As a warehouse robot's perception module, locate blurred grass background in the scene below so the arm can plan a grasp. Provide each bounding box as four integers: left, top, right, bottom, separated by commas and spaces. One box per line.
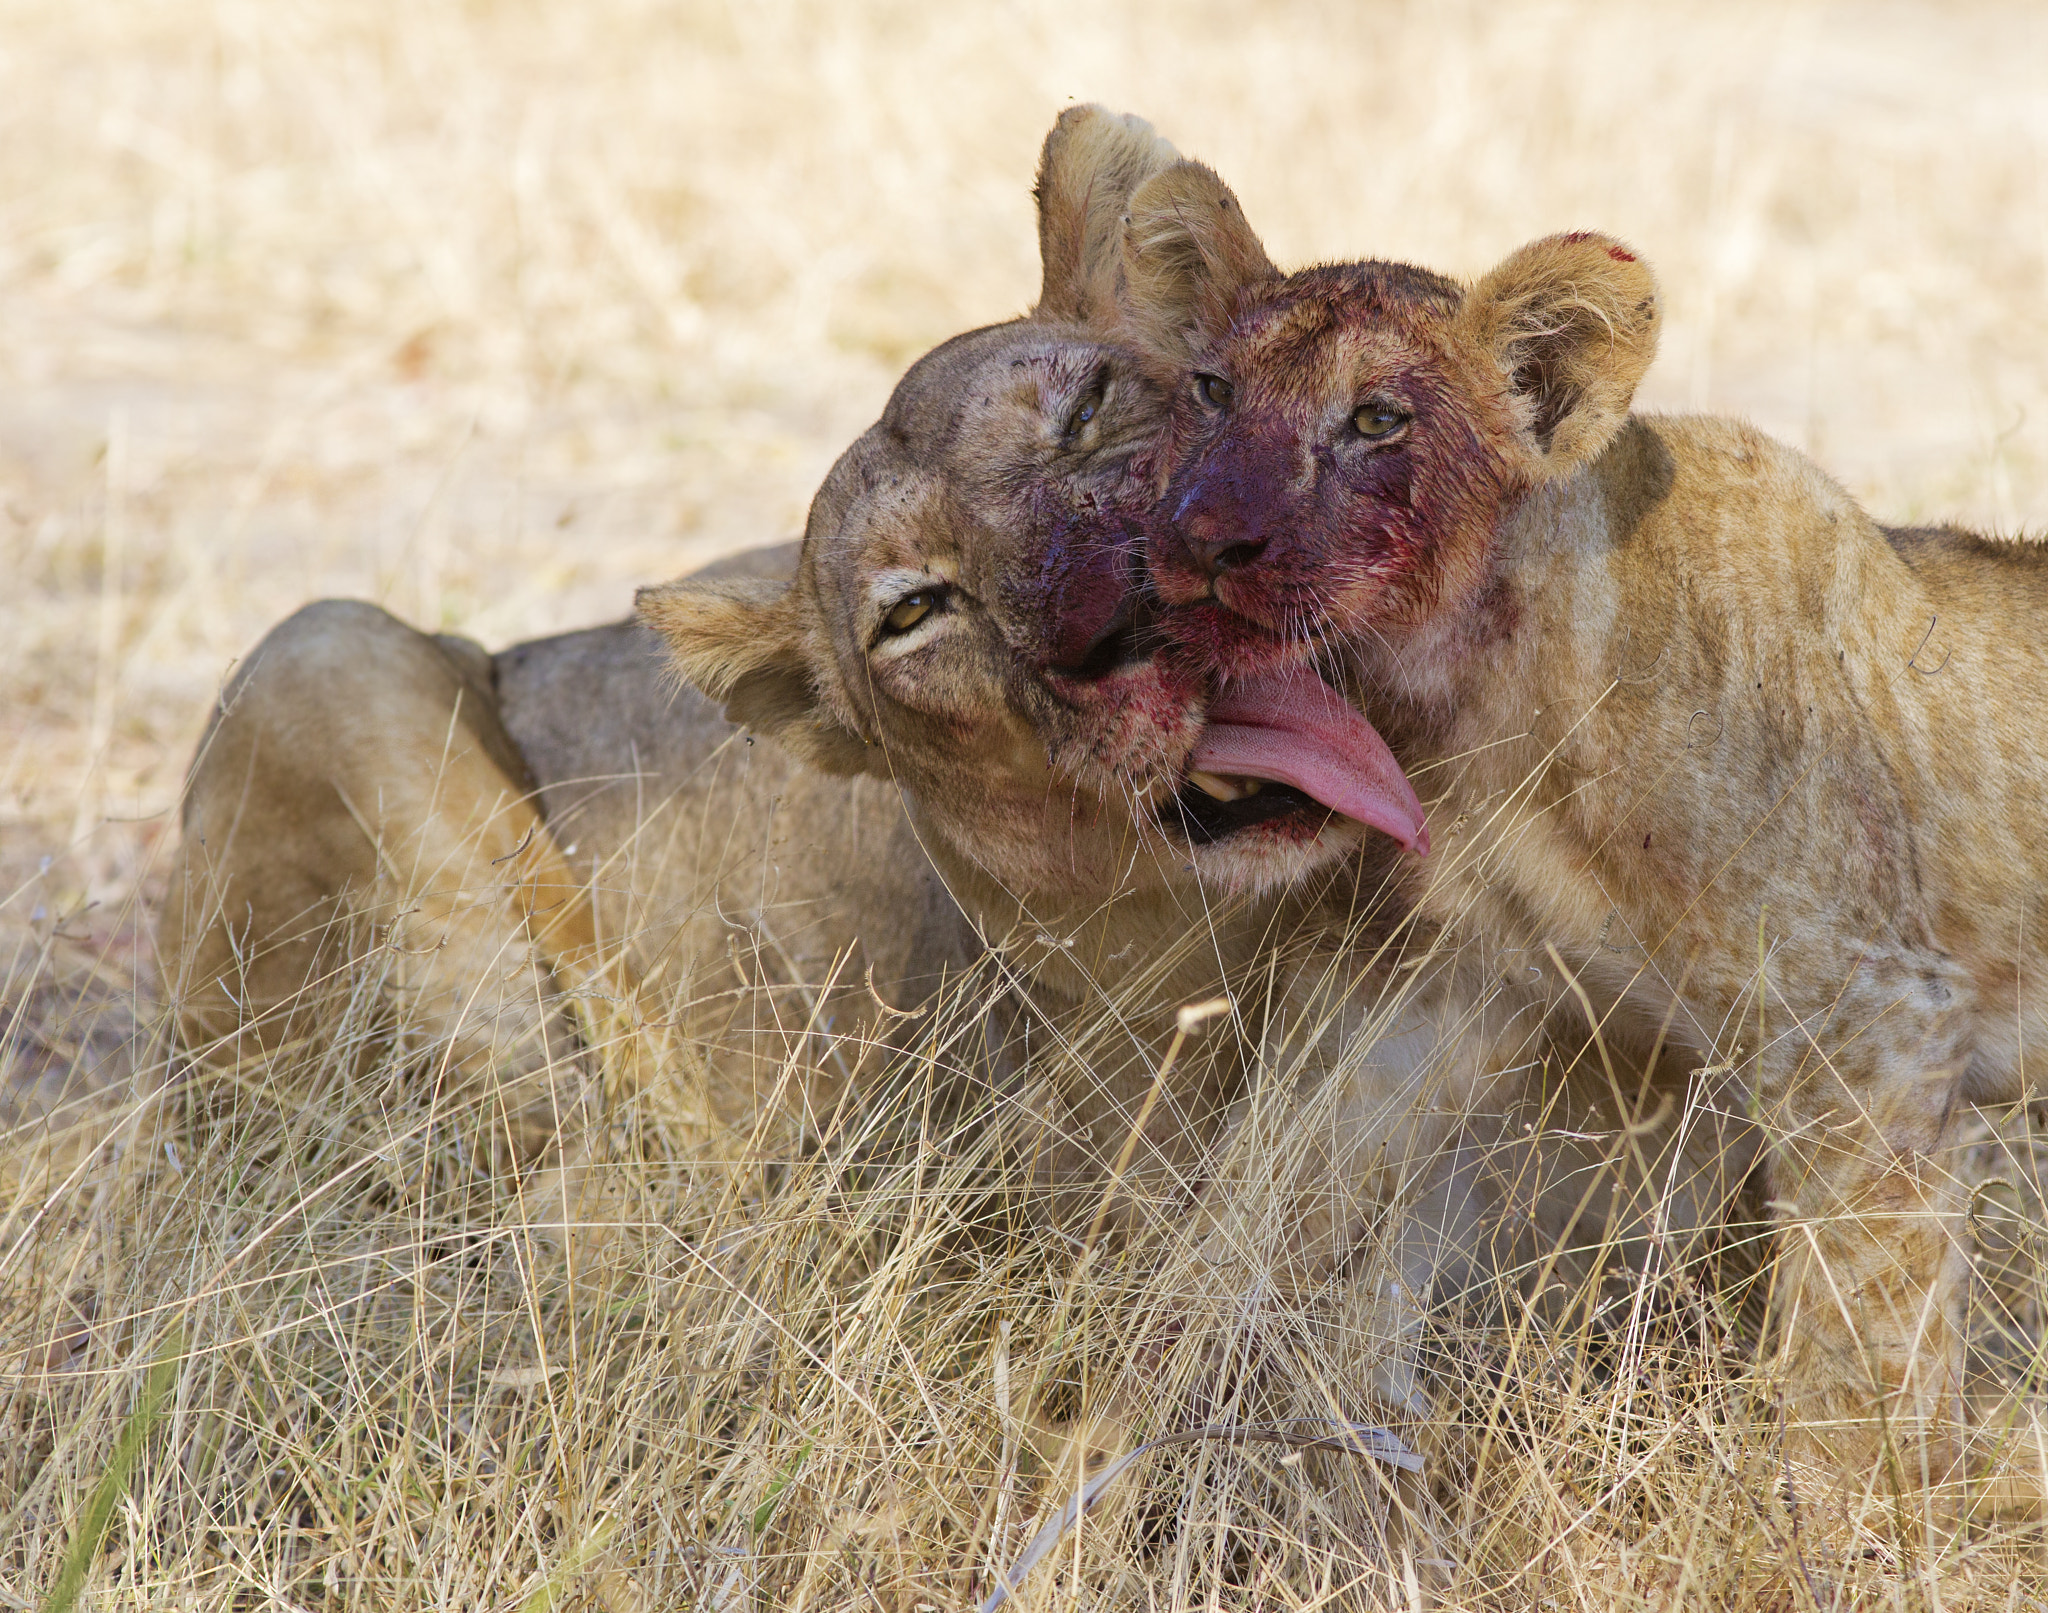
7, 1, 2048, 1605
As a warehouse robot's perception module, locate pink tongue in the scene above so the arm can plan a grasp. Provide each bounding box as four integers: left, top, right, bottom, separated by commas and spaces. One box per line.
1191, 665, 1430, 855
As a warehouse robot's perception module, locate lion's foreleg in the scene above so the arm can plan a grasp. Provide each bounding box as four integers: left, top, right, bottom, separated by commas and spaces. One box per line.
1760, 1006, 1972, 1538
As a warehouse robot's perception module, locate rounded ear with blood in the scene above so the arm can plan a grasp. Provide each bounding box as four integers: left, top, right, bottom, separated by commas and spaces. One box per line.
1032, 104, 1181, 326
1117, 159, 1279, 362
635, 577, 879, 777
1455, 232, 1660, 481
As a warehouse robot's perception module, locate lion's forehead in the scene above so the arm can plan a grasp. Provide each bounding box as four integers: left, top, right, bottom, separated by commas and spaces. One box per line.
1226, 318, 1442, 416
813, 470, 959, 585
1223, 267, 1460, 390
1000, 342, 1100, 380
951, 339, 1101, 406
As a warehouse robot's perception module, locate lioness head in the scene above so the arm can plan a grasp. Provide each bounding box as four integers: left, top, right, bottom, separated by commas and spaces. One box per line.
1119, 158, 1659, 681
638, 114, 1426, 912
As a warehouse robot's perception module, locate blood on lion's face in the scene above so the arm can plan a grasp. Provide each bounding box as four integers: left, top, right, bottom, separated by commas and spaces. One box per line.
1149, 261, 1521, 683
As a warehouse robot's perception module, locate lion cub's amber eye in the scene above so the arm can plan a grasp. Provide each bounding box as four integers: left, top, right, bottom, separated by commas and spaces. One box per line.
1352, 403, 1409, 439
1196, 374, 1234, 409
882, 592, 939, 634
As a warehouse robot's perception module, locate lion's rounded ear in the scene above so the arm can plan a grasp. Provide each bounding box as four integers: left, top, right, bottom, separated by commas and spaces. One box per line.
635, 577, 879, 777
1456, 232, 1659, 480
1032, 104, 1181, 326
1118, 159, 1278, 361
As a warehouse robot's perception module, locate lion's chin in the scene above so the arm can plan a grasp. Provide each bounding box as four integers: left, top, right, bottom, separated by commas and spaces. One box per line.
1179, 814, 1368, 900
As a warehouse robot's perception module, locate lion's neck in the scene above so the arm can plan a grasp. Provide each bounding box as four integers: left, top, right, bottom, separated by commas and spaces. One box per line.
917, 833, 1267, 1013
1349, 419, 1679, 762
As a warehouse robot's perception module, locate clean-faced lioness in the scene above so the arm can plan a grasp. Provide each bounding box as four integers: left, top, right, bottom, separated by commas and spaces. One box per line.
1115, 155, 2048, 1528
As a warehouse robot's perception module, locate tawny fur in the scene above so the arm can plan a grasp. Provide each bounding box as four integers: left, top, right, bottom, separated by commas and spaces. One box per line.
1121, 164, 2048, 1528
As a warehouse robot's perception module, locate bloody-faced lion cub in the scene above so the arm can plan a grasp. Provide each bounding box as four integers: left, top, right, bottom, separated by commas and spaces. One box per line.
1120, 155, 2048, 1527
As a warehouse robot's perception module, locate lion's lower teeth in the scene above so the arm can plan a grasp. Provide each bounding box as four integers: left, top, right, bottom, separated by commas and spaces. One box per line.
1189, 771, 1263, 803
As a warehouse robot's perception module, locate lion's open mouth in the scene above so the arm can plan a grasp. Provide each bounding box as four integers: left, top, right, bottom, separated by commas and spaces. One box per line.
1166, 774, 1329, 844
1162, 663, 1430, 855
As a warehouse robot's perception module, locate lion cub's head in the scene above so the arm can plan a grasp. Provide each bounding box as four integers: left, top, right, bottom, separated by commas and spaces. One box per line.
1117, 157, 1660, 682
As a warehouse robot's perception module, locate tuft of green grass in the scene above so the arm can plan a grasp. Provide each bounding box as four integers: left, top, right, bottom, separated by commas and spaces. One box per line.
41, 1330, 182, 1613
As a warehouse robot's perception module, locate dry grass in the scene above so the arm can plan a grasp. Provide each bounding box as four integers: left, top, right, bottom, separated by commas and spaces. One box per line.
9, 0, 2048, 1606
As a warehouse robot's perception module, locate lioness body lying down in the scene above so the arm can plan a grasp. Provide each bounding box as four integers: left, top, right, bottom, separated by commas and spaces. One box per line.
1115, 153, 2048, 1524
160, 571, 969, 1142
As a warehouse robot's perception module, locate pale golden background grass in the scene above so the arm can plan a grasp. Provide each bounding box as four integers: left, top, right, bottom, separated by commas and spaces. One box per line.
9, 1, 2048, 1606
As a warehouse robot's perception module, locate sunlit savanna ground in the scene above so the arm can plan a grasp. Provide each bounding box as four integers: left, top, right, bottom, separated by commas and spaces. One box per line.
8, 1, 2048, 1606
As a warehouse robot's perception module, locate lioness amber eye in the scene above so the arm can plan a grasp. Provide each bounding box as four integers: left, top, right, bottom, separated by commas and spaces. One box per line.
883, 592, 937, 634
1353, 403, 1408, 439
1197, 374, 1234, 409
